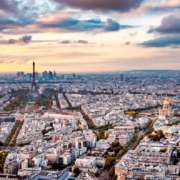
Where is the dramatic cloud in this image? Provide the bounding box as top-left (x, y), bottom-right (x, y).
top-left (141, 36), bottom-right (180, 48)
top-left (0, 0), bottom-right (14, 12)
top-left (149, 14), bottom-right (180, 34)
top-left (54, 0), bottom-right (144, 11)
top-left (0, 17), bottom-right (32, 33)
top-left (145, 12), bottom-right (180, 48)
top-left (0, 15), bottom-right (130, 34)
top-left (0, 0), bottom-right (56, 23)
top-left (40, 18), bottom-right (130, 32)
top-left (0, 1), bottom-right (133, 34)
top-left (122, 0), bottom-right (180, 19)
top-left (104, 19), bottom-right (120, 31)
top-left (144, 0), bottom-right (180, 13)
top-left (0, 19), bottom-right (16, 31)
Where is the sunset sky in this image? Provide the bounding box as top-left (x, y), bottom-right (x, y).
top-left (0, 0), bottom-right (180, 73)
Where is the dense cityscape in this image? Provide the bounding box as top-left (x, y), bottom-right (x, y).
top-left (0, 0), bottom-right (180, 179)
top-left (0, 62), bottom-right (179, 180)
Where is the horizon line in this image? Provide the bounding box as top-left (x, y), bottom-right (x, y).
top-left (0, 69), bottom-right (179, 75)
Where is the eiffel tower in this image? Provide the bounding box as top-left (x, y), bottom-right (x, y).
top-left (32, 61), bottom-right (37, 91)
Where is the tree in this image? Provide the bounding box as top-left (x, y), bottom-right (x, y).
top-left (148, 130), bottom-right (165, 141)
top-left (109, 166), bottom-right (115, 177)
top-left (105, 156), bottom-right (116, 169)
top-left (72, 167), bottom-right (81, 177)
top-left (0, 151), bottom-right (8, 172)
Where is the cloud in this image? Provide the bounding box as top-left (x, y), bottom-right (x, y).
top-left (8, 39), bottom-right (17, 44)
top-left (125, 41), bottom-right (131, 45)
top-left (0, 1), bottom-right (133, 34)
top-left (0, 0), bottom-right (9, 10)
top-left (0, 0), bottom-right (14, 12)
top-left (60, 39), bottom-right (89, 44)
top-left (0, 0), bottom-right (57, 30)
top-left (0, 16), bottom-right (36, 33)
top-left (149, 14), bottom-right (180, 34)
top-left (104, 19), bottom-right (120, 31)
top-left (145, 0), bottom-right (180, 13)
top-left (145, 13), bottom-right (180, 48)
top-left (0, 15), bottom-right (130, 34)
top-left (0, 18), bottom-right (16, 31)
top-left (0, 56), bottom-right (30, 64)
top-left (40, 18), bottom-right (130, 32)
top-left (121, 1), bottom-right (180, 18)
top-left (141, 36), bottom-right (180, 48)
top-left (54, 0), bottom-right (144, 12)
top-left (20, 35), bottom-right (32, 43)
top-left (1, 35), bottom-right (33, 45)
top-left (60, 40), bottom-right (71, 44)
top-left (76, 40), bottom-right (88, 44)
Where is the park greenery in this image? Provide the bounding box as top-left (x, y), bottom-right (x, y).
top-left (4, 89), bottom-right (30, 111)
top-left (148, 130), bottom-right (165, 141)
top-left (103, 140), bottom-right (124, 179)
top-left (4, 97), bottom-right (24, 111)
top-left (72, 166), bottom-right (81, 177)
top-left (36, 95), bottom-right (53, 109)
top-left (0, 151), bottom-right (8, 172)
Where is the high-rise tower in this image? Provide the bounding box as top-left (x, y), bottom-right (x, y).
top-left (32, 61), bottom-right (36, 90)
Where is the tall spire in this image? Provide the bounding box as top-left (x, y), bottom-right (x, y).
top-left (32, 61), bottom-right (36, 90)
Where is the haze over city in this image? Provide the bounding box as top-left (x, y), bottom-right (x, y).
top-left (0, 0), bottom-right (180, 72)
top-left (0, 1), bottom-right (180, 180)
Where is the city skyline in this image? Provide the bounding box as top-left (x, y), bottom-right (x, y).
top-left (0, 0), bottom-right (180, 73)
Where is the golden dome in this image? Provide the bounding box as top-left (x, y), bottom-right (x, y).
top-left (163, 97), bottom-right (170, 106)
